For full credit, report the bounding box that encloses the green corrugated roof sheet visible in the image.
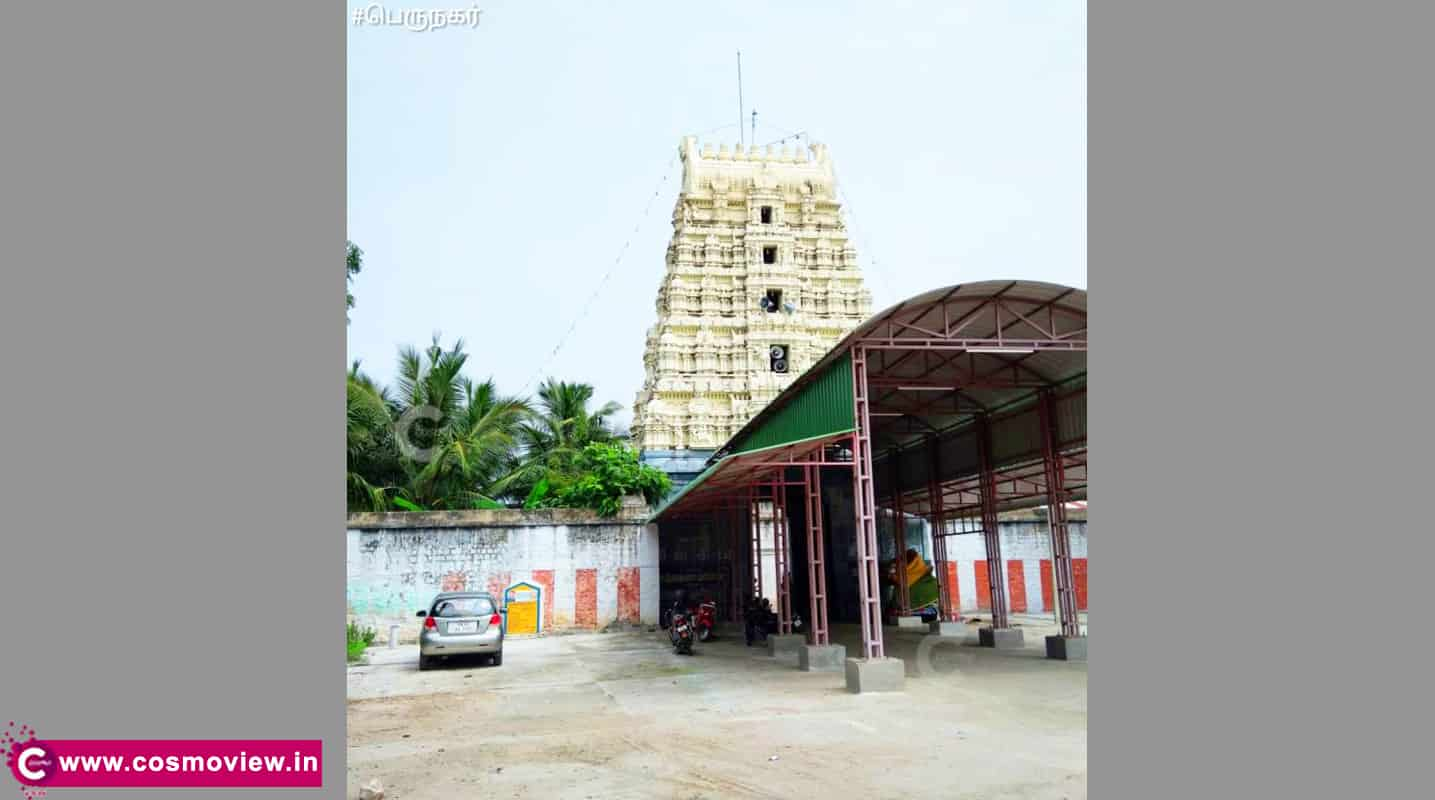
[729,353,854,454]
[648,354,856,522]
[646,458,722,522]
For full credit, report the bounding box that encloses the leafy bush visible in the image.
[346,622,377,663]
[526,442,670,516]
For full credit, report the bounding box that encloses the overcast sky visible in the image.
[347,0,1086,428]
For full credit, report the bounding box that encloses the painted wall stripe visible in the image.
[617,566,641,623]
[1040,559,1054,613]
[531,569,555,632]
[943,560,960,617]
[1006,560,1027,613]
[575,568,597,628]
[974,560,991,611]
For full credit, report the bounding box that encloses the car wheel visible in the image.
[418,655,432,671]
[491,651,502,667]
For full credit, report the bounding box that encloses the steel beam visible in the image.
[856,339,1086,352]
[804,460,830,645]
[928,434,954,622]
[727,504,742,623]
[866,377,1049,390]
[749,487,763,603]
[850,346,886,659]
[888,446,910,616]
[977,414,1011,630]
[1039,390,1082,637]
[773,477,793,635]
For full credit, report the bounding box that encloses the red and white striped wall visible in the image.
[347,520,660,635]
[505,565,654,631]
[944,521,1089,615]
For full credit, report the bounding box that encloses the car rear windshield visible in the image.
[433,596,494,617]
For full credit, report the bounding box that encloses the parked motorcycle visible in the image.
[660,590,689,631]
[694,598,717,642]
[669,608,695,655]
[744,597,777,646]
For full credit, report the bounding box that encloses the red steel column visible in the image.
[850,347,885,659]
[773,477,793,635]
[749,487,763,603]
[1038,391,1081,638]
[928,435,953,622]
[727,503,742,623]
[978,414,1011,630]
[742,497,755,611]
[889,447,910,616]
[804,459,830,645]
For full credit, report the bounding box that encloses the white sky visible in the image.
[347,0,1086,428]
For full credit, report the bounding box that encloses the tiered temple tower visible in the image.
[632,135,873,487]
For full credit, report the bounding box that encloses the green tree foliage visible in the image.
[345,334,659,515]
[389,336,531,510]
[346,361,401,511]
[504,379,622,501]
[346,241,363,323]
[346,622,377,663]
[525,442,670,517]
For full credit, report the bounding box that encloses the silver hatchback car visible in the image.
[417,591,504,670]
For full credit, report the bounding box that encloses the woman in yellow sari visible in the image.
[886,549,941,621]
[906,549,941,619]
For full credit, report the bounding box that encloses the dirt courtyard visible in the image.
[347,616,1087,799]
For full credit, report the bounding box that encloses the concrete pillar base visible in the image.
[1045,635,1087,661]
[978,626,1025,649]
[895,615,926,630]
[929,621,968,638]
[798,644,847,672]
[844,657,905,693]
[765,633,805,659]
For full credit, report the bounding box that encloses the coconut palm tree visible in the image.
[505,378,622,502]
[347,241,363,324]
[347,361,398,511]
[390,337,531,509]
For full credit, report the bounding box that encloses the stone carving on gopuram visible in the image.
[632,135,873,483]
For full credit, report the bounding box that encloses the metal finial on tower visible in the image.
[751,110,758,149]
[736,50,745,148]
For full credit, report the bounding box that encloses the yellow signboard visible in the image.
[507,599,538,635]
[503,582,542,636]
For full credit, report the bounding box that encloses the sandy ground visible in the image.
[347,615,1086,799]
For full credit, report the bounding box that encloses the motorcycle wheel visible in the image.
[698,626,712,642]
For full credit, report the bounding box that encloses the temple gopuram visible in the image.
[632,135,873,488]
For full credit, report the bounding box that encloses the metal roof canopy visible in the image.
[651,279,1087,523]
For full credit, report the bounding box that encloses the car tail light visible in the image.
[424,616,436,630]
[489,614,502,626]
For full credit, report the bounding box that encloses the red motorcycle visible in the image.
[694,598,717,642]
[669,608,695,655]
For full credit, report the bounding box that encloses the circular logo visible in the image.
[393,404,442,463]
[10,740,57,786]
